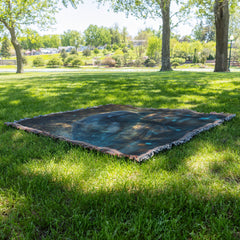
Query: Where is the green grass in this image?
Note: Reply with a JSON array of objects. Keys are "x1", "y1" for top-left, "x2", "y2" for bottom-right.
[{"x1": 0, "y1": 71, "x2": 239, "y2": 239}]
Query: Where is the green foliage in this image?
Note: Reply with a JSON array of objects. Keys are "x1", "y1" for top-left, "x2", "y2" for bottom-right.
[
  {"x1": 64, "y1": 55, "x2": 83, "y2": 67},
  {"x1": 133, "y1": 58, "x2": 144, "y2": 67},
  {"x1": 114, "y1": 49, "x2": 124, "y2": 55},
  {"x1": 112, "y1": 43, "x2": 119, "y2": 51},
  {"x1": 71, "y1": 57, "x2": 83, "y2": 67},
  {"x1": 70, "y1": 48, "x2": 78, "y2": 55},
  {"x1": 103, "y1": 49, "x2": 108, "y2": 55},
  {"x1": 82, "y1": 49, "x2": 91, "y2": 57},
  {"x1": 22, "y1": 56, "x2": 28, "y2": 65},
  {"x1": 0, "y1": 0, "x2": 60, "y2": 32},
  {"x1": 146, "y1": 36, "x2": 161, "y2": 63},
  {"x1": 109, "y1": 24, "x2": 121, "y2": 45},
  {"x1": 112, "y1": 55, "x2": 124, "y2": 67},
  {"x1": 102, "y1": 57, "x2": 116, "y2": 67},
  {"x1": 122, "y1": 47, "x2": 128, "y2": 53},
  {"x1": 33, "y1": 56, "x2": 45, "y2": 67},
  {"x1": 144, "y1": 58, "x2": 156, "y2": 67},
  {"x1": 64, "y1": 55, "x2": 76, "y2": 66},
  {"x1": 60, "y1": 49, "x2": 68, "y2": 60},
  {"x1": 94, "y1": 58, "x2": 101, "y2": 66},
  {"x1": 93, "y1": 48, "x2": 100, "y2": 54},
  {"x1": 135, "y1": 28, "x2": 154, "y2": 42},
  {"x1": 171, "y1": 62, "x2": 180, "y2": 68},
  {"x1": 171, "y1": 39, "x2": 216, "y2": 62},
  {"x1": 0, "y1": 37, "x2": 11, "y2": 59},
  {"x1": 84, "y1": 25, "x2": 111, "y2": 47},
  {"x1": 40, "y1": 34, "x2": 61, "y2": 48},
  {"x1": 19, "y1": 29, "x2": 42, "y2": 51},
  {"x1": 47, "y1": 57, "x2": 63, "y2": 68},
  {"x1": 171, "y1": 58, "x2": 186, "y2": 65},
  {"x1": 229, "y1": 5, "x2": 240, "y2": 41},
  {"x1": 193, "y1": 21, "x2": 215, "y2": 42},
  {"x1": 61, "y1": 30, "x2": 83, "y2": 49},
  {"x1": 123, "y1": 53, "x2": 131, "y2": 66},
  {"x1": 106, "y1": 44, "x2": 112, "y2": 51}
]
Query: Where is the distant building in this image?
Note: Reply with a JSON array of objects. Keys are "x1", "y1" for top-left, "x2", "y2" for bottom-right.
[
  {"x1": 58, "y1": 46, "x2": 75, "y2": 53},
  {"x1": 132, "y1": 40, "x2": 147, "y2": 47},
  {"x1": 78, "y1": 45, "x2": 89, "y2": 52},
  {"x1": 39, "y1": 48, "x2": 58, "y2": 54}
]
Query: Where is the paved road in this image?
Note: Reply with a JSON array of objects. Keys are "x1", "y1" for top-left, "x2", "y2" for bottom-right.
[{"x1": 0, "y1": 68, "x2": 239, "y2": 73}]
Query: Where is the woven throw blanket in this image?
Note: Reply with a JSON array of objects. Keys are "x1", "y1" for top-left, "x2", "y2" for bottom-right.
[{"x1": 5, "y1": 104, "x2": 235, "y2": 162}]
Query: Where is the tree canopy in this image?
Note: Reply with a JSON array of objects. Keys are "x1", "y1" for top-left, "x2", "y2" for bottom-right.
[
  {"x1": 84, "y1": 25, "x2": 111, "y2": 47},
  {"x1": 0, "y1": 0, "x2": 83, "y2": 73}
]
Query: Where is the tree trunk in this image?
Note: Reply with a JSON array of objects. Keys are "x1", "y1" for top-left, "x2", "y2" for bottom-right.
[
  {"x1": 9, "y1": 27, "x2": 24, "y2": 73},
  {"x1": 214, "y1": 0, "x2": 229, "y2": 72},
  {"x1": 160, "y1": 0, "x2": 172, "y2": 71}
]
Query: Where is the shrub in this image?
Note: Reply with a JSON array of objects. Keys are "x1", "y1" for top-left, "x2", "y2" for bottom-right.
[
  {"x1": 94, "y1": 58, "x2": 101, "y2": 66},
  {"x1": 33, "y1": 56, "x2": 45, "y2": 67},
  {"x1": 64, "y1": 56, "x2": 75, "y2": 66},
  {"x1": 122, "y1": 47, "x2": 128, "y2": 53},
  {"x1": 123, "y1": 53, "x2": 130, "y2": 67},
  {"x1": 112, "y1": 55, "x2": 123, "y2": 67},
  {"x1": 102, "y1": 57, "x2": 116, "y2": 67},
  {"x1": 171, "y1": 62, "x2": 180, "y2": 68},
  {"x1": 170, "y1": 58, "x2": 185, "y2": 65},
  {"x1": 70, "y1": 48, "x2": 78, "y2": 55},
  {"x1": 47, "y1": 57, "x2": 63, "y2": 68},
  {"x1": 22, "y1": 56, "x2": 28, "y2": 65},
  {"x1": 144, "y1": 58, "x2": 156, "y2": 67},
  {"x1": 94, "y1": 48, "x2": 99, "y2": 54},
  {"x1": 106, "y1": 45, "x2": 112, "y2": 51},
  {"x1": 200, "y1": 56, "x2": 207, "y2": 64},
  {"x1": 112, "y1": 44, "x2": 119, "y2": 51},
  {"x1": 114, "y1": 49, "x2": 124, "y2": 55},
  {"x1": 82, "y1": 49, "x2": 91, "y2": 57},
  {"x1": 71, "y1": 57, "x2": 83, "y2": 67},
  {"x1": 133, "y1": 58, "x2": 143, "y2": 67},
  {"x1": 60, "y1": 49, "x2": 68, "y2": 60},
  {"x1": 103, "y1": 49, "x2": 108, "y2": 55}
]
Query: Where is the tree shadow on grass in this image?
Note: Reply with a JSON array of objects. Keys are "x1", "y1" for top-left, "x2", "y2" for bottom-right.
[
  {"x1": 1, "y1": 137, "x2": 240, "y2": 239},
  {"x1": 1, "y1": 71, "x2": 239, "y2": 170}
]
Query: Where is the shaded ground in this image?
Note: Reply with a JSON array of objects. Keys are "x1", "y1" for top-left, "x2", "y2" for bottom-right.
[{"x1": 0, "y1": 71, "x2": 239, "y2": 239}]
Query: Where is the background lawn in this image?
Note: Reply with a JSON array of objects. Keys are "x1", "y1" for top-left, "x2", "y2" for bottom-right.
[{"x1": 0, "y1": 71, "x2": 239, "y2": 239}]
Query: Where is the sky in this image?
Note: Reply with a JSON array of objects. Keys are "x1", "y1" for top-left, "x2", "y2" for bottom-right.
[{"x1": 40, "y1": 1, "x2": 195, "y2": 37}]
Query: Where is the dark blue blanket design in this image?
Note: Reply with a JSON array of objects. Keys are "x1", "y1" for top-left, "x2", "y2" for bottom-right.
[{"x1": 5, "y1": 104, "x2": 235, "y2": 161}]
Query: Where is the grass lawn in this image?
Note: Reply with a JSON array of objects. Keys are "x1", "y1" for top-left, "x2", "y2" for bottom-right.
[{"x1": 0, "y1": 71, "x2": 239, "y2": 239}]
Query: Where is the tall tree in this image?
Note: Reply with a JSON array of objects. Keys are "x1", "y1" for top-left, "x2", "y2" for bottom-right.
[
  {"x1": 1, "y1": 36, "x2": 11, "y2": 59},
  {"x1": 109, "y1": 24, "x2": 121, "y2": 46},
  {"x1": 22, "y1": 29, "x2": 42, "y2": 51},
  {"x1": 193, "y1": 20, "x2": 216, "y2": 42},
  {"x1": 121, "y1": 27, "x2": 129, "y2": 44},
  {"x1": 61, "y1": 30, "x2": 83, "y2": 49},
  {"x1": 188, "y1": 0, "x2": 239, "y2": 72},
  {"x1": 160, "y1": 0, "x2": 172, "y2": 71},
  {"x1": 134, "y1": 28, "x2": 154, "y2": 42},
  {"x1": 40, "y1": 34, "x2": 61, "y2": 48},
  {"x1": 0, "y1": 0, "x2": 82, "y2": 73},
  {"x1": 0, "y1": 0, "x2": 59, "y2": 73},
  {"x1": 214, "y1": 0, "x2": 230, "y2": 71},
  {"x1": 96, "y1": 0, "x2": 178, "y2": 71},
  {"x1": 84, "y1": 25, "x2": 111, "y2": 47}
]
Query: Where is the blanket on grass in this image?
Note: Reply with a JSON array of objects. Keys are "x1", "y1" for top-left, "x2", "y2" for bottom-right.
[{"x1": 5, "y1": 104, "x2": 235, "y2": 162}]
